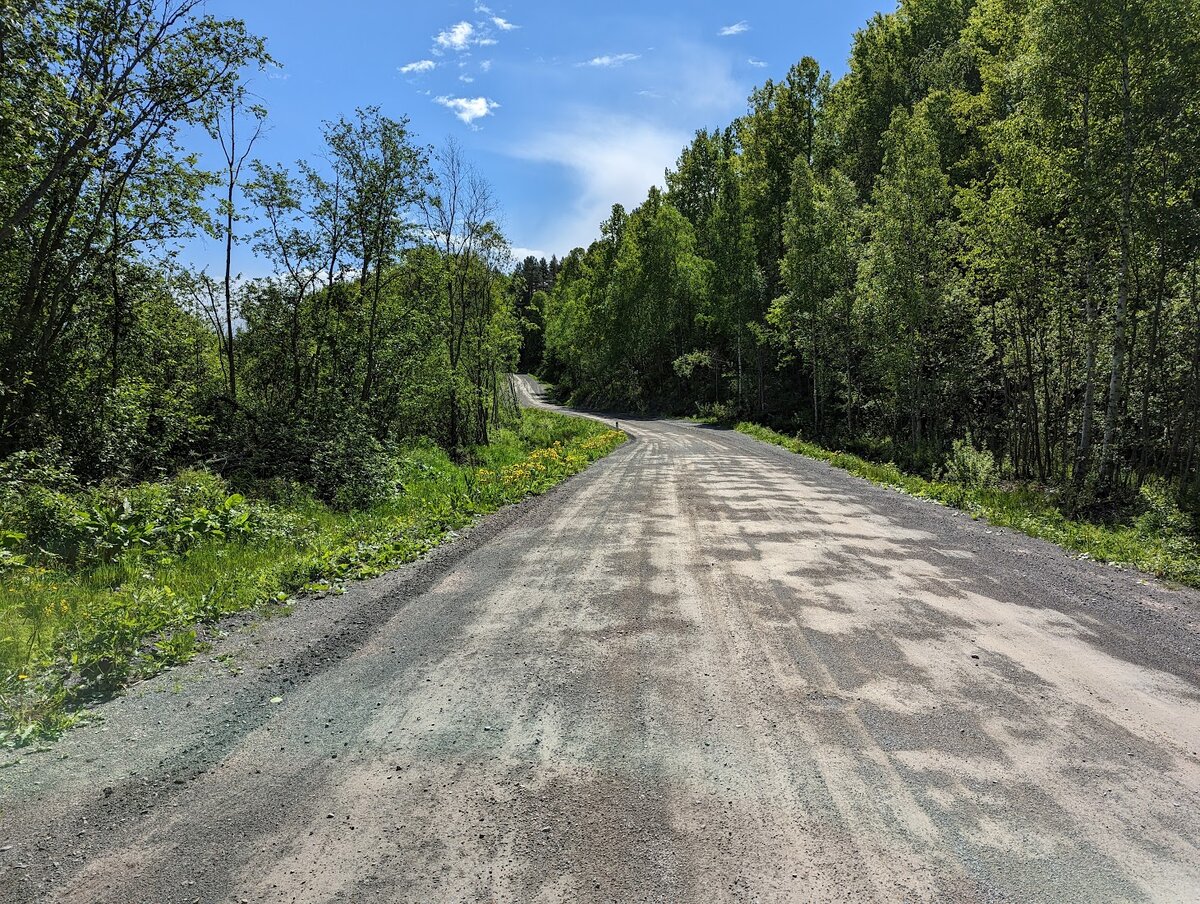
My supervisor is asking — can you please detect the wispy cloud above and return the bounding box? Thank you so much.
[667,43,743,112]
[480,60,493,72]
[748,57,767,68]
[435,95,500,126]
[436,21,475,51]
[512,112,687,252]
[719,21,750,36]
[510,246,550,263]
[492,16,518,30]
[580,53,641,68]
[474,2,492,12]
[399,59,436,74]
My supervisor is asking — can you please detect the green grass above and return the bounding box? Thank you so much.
[736,422,1200,590]
[0,410,625,744]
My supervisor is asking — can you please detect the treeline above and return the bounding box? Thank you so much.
[539,0,1200,503]
[0,0,522,503]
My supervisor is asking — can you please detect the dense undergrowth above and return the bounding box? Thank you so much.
[737,423,1200,590]
[0,410,624,745]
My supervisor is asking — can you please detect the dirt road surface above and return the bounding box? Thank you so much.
[2,374,1198,903]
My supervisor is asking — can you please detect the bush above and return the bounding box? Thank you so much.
[310,429,401,510]
[939,436,999,490]
[3,483,90,562]
[0,462,273,566]
[695,401,736,423]
[166,469,232,511]
[0,448,78,495]
[1136,478,1195,538]
[89,379,210,481]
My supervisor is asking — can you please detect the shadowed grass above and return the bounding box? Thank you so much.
[736,422,1200,590]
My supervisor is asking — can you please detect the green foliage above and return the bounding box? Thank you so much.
[0,0,541,746]
[0,463,268,567]
[0,1,268,467]
[694,401,738,423]
[939,436,999,490]
[543,191,715,410]
[310,427,401,511]
[1136,479,1195,538]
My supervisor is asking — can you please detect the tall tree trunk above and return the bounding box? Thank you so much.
[1098,254,1129,488]
[109,208,122,390]
[1074,85,1098,490]
[1180,265,1200,489]
[1098,36,1137,489]
[1138,153,1171,477]
[223,103,238,402]
[362,260,382,404]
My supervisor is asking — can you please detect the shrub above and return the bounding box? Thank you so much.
[939,436,999,490]
[0,448,78,495]
[1136,478,1195,538]
[310,430,401,510]
[166,469,232,511]
[0,462,273,566]
[695,401,736,423]
[4,484,90,561]
[89,379,210,481]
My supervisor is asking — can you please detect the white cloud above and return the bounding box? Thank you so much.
[511,112,687,253]
[674,44,742,111]
[615,43,741,112]
[436,21,474,51]
[399,59,436,74]
[480,60,493,72]
[719,21,750,36]
[748,58,767,68]
[460,74,475,83]
[474,2,492,12]
[435,95,500,126]
[510,246,551,263]
[478,37,498,46]
[581,53,641,68]
[492,16,518,30]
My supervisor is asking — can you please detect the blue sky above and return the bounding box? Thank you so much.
[188,0,889,273]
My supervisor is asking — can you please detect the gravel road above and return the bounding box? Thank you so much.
[2,374,1198,903]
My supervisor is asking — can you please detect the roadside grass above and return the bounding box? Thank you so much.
[0,410,624,745]
[736,422,1200,590]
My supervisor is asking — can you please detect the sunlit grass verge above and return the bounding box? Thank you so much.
[0,410,624,745]
[736,422,1200,590]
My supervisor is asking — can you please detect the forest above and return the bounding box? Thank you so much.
[535,0,1200,512]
